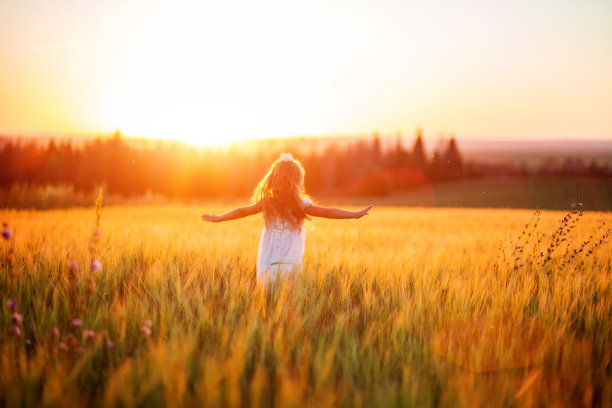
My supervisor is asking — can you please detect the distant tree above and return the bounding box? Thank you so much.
[371,132,382,165]
[411,127,427,170]
[391,132,409,168]
[443,135,463,179]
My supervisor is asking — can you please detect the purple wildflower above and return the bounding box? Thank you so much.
[7,299,17,311]
[90,260,102,272]
[72,318,83,329]
[83,330,95,341]
[51,327,60,339]
[12,313,22,325]
[11,326,21,338]
[1,223,11,240]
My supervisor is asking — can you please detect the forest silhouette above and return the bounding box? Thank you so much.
[1,130,610,201]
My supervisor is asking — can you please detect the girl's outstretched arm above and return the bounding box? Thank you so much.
[201,202,262,223]
[305,204,372,219]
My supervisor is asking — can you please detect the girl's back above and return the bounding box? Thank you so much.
[201,152,372,285]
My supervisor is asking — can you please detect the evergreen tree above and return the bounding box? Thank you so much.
[412,127,427,169]
[443,135,463,179]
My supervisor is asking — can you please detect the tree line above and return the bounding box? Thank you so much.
[0,130,609,199]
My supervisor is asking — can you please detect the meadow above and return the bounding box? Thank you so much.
[1,201,611,407]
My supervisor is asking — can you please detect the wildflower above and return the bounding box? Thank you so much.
[573,210,578,214]
[143,319,153,328]
[51,327,60,339]
[7,299,17,311]
[58,342,68,351]
[106,340,115,349]
[68,260,78,273]
[578,203,583,208]
[65,333,79,348]
[141,326,152,337]
[72,318,83,328]
[540,251,544,256]
[12,313,22,325]
[90,259,102,272]
[11,326,21,338]
[83,330,95,341]
[579,248,584,252]
[516,245,521,249]
[1,223,11,240]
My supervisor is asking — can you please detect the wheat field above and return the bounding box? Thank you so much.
[0,202,611,407]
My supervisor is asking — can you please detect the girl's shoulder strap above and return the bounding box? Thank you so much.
[301,197,313,208]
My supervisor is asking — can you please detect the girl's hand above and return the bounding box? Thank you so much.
[201,214,222,222]
[354,205,373,219]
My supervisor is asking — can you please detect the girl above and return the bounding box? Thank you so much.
[201,153,372,284]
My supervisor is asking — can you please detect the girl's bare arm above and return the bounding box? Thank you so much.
[305,204,372,219]
[201,202,262,222]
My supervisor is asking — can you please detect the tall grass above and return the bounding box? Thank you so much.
[0,203,610,407]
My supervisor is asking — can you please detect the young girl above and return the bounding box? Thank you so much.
[201,153,372,284]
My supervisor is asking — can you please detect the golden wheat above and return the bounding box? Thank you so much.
[0,205,610,407]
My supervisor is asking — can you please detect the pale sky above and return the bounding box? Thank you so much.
[1,0,611,145]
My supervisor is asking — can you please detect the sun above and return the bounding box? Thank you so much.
[109,99,272,147]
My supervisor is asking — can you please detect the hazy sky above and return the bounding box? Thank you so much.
[1,0,611,144]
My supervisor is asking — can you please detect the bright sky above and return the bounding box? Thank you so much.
[1,0,611,145]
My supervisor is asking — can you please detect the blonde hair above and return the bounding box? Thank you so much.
[252,154,309,229]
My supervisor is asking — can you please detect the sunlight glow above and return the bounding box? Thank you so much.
[1,0,611,143]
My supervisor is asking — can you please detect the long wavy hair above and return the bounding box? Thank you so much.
[252,154,309,229]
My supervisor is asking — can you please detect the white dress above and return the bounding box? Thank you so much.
[256,198,312,284]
